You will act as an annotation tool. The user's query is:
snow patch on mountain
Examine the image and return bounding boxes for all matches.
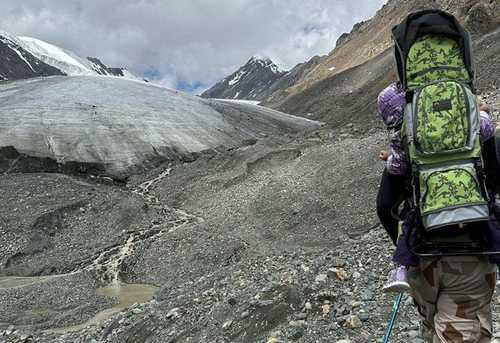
[250,55,285,74]
[11,45,36,72]
[10,35,140,81]
[0,31,23,47]
[0,32,37,72]
[18,36,94,76]
[121,69,141,80]
[201,55,287,101]
[228,70,247,86]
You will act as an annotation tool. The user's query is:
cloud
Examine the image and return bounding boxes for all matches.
[2,0,386,93]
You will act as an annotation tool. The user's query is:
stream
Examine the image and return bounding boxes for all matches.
[1,167,203,335]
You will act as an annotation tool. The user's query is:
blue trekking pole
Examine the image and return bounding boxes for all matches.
[382,293,403,343]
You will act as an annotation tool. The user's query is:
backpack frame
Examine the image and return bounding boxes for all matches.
[392,10,500,257]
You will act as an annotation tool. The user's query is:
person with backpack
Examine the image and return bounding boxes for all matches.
[376,82,500,293]
[380,10,500,341]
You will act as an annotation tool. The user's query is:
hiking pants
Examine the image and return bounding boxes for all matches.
[407,256,496,342]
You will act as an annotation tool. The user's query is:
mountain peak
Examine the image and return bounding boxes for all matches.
[201,56,287,100]
[248,54,272,64]
[0,31,141,82]
[247,55,285,74]
[0,31,65,81]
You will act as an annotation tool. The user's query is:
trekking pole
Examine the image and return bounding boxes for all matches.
[382,293,403,343]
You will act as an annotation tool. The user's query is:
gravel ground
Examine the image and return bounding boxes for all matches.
[3,223,499,342]
[1,114,500,342]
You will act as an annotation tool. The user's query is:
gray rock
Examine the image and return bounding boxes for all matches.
[289,320,306,328]
[289,327,304,340]
[132,308,143,315]
[295,312,308,320]
[358,312,370,322]
[166,308,181,319]
[315,274,328,283]
[344,315,362,329]
[222,320,233,330]
[361,289,374,301]
[256,300,275,307]
[407,330,420,338]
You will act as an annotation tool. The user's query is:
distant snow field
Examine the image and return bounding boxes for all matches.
[4,34,140,81]
[18,36,92,75]
[213,98,261,106]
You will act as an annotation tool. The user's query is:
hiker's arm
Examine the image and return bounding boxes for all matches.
[377,169,406,246]
[482,136,500,195]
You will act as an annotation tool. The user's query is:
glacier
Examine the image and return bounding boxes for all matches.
[0,76,321,178]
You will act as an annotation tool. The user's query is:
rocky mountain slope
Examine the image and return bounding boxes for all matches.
[0,32,139,81]
[201,56,286,101]
[267,0,500,113]
[205,0,499,126]
[272,26,500,128]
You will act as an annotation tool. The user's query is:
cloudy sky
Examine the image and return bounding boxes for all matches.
[2,0,386,94]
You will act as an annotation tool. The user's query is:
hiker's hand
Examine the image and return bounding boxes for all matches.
[379,150,389,161]
[480,103,491,114]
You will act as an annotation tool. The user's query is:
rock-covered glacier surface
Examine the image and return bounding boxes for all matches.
[0,76,321,177]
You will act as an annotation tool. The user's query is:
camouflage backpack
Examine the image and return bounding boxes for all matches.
[393,10,489,252]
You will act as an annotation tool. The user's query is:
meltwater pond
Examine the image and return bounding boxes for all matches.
[47,281,159,334]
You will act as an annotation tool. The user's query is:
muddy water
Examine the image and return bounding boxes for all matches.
[47,282,158,334]
[5,170,194,335]
[97,282,158,310]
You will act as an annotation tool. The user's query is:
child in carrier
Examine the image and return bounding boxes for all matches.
[377,82,500,293]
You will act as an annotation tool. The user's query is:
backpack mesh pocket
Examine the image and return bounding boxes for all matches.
[419,166,485,215]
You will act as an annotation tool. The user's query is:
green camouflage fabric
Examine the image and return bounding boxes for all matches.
[407,35,471,90]
[415,82,468,154]
[408,256,495,342]
[420,167,484,214]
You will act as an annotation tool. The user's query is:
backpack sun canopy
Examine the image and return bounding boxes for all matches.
[392,9,475,91]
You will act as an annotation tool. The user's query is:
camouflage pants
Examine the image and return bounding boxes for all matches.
[407,256,496,342]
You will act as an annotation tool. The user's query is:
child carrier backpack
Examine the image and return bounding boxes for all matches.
[392,10,492,255]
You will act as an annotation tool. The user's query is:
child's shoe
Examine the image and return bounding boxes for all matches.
[382,265,411,293]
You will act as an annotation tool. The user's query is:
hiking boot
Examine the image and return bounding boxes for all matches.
[382,265,410,293]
